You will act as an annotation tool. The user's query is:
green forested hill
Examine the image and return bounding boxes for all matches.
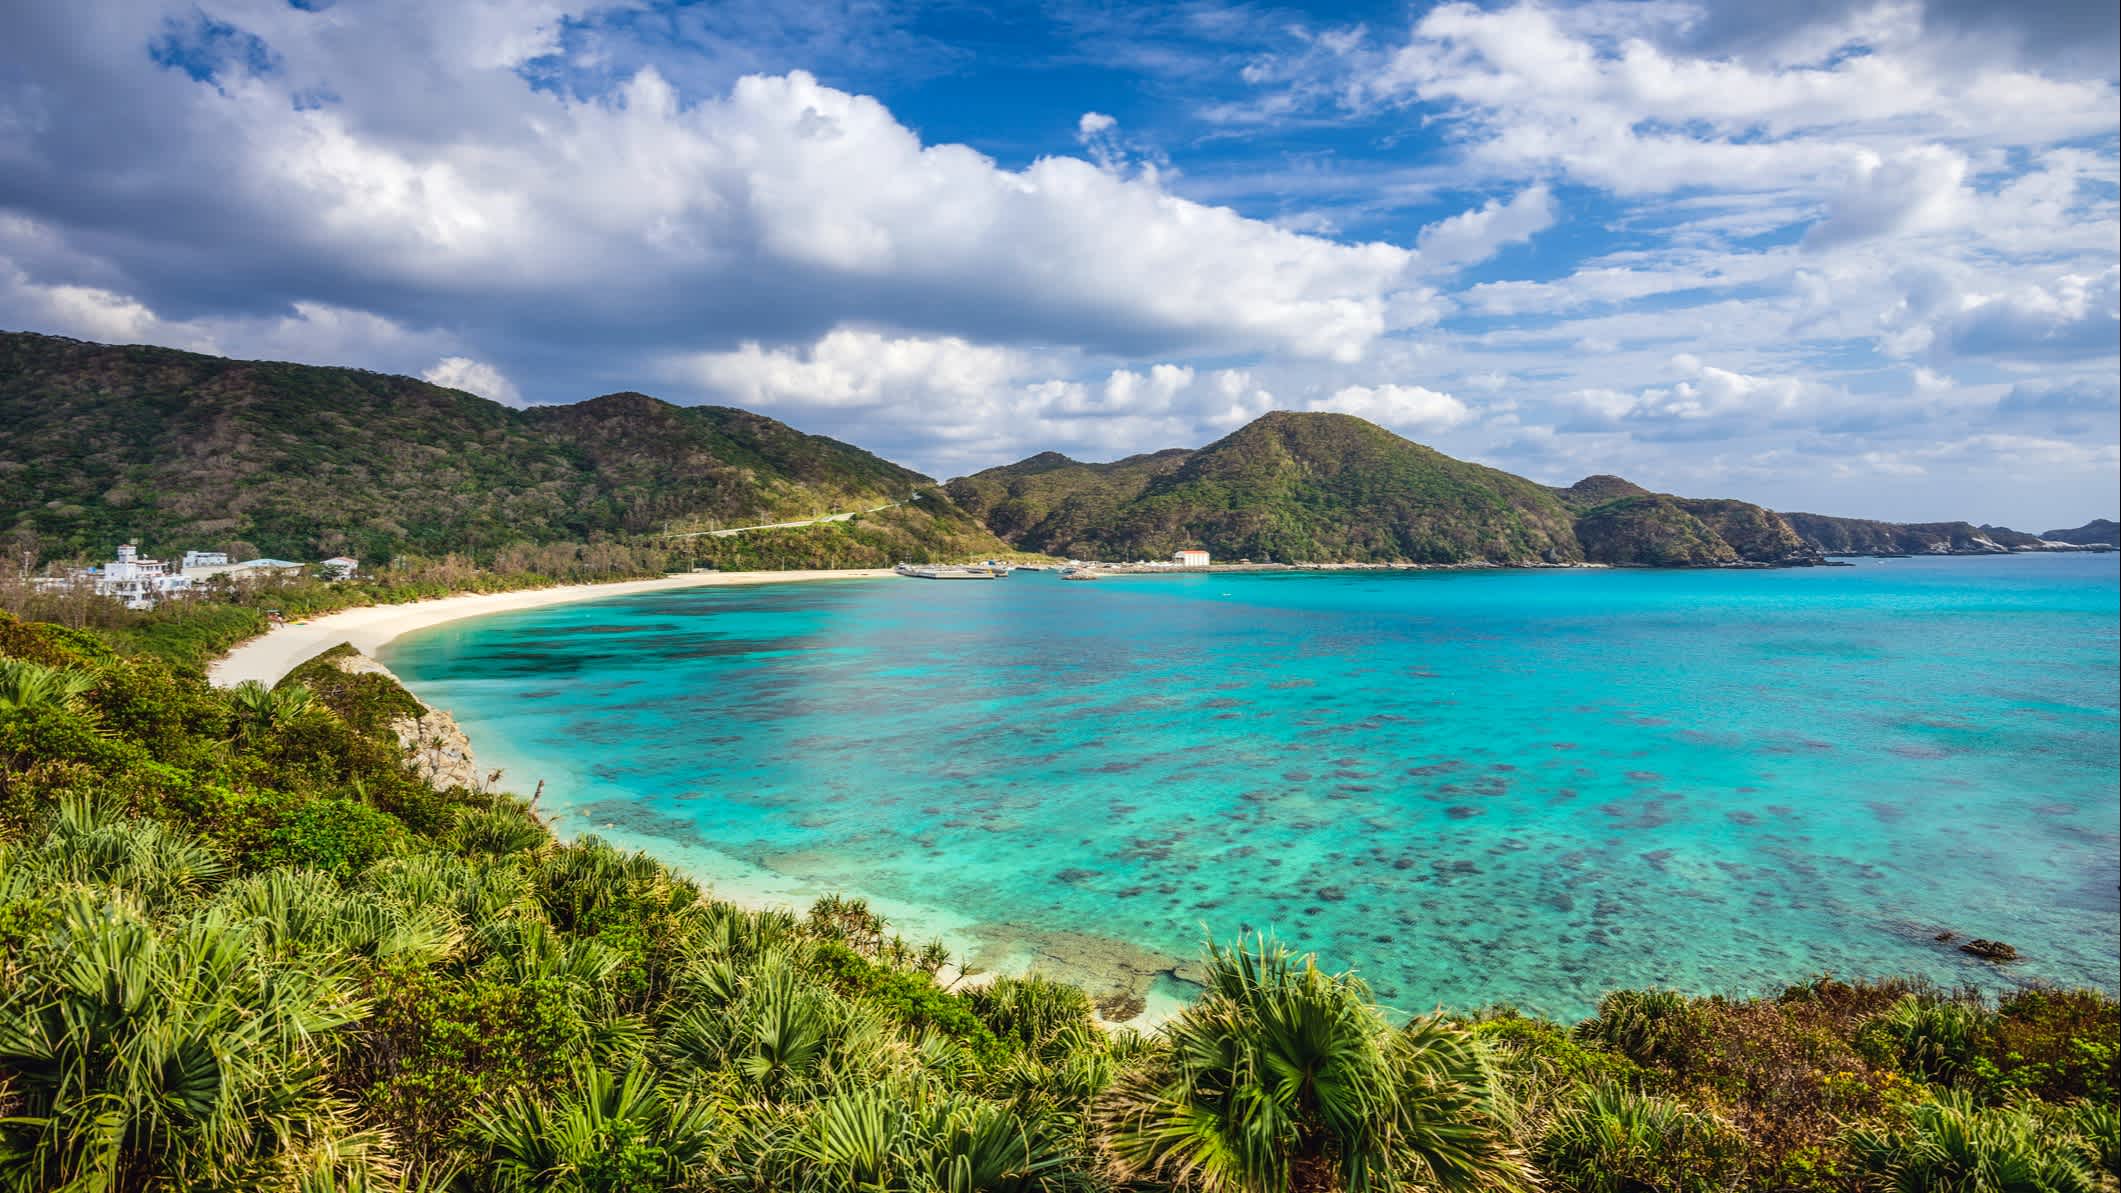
[7,331,2100,571]
[943,449,1192,552]
[1572,495,1741,566]
[1780,513,2041,555]
[2045,518,2120,546]
[950,413,2102,567]
[0,332,945,563]
[950,412,1585,564]
[1549,474,1653,510]
[947,415,1811,567]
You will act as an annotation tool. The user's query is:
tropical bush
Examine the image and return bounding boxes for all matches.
[1098,935,1532,1191]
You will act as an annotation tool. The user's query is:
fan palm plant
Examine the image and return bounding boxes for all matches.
[1859,995,1989,1085]
[0,658,96,715]
[18,794,227,910]
[1845,1090,2104,1192]
[1574,988,1700,1069]
[227,678,323,747]
[219,867,462,969]
[0,893,372,1190]
[470,1059,720,1192]
[451,804,549,857]
[1100,934,1532,1193]
[1534,1081,1741,1193]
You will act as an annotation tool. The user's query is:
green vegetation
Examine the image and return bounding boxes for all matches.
[950,412,1584,565]
[0,331,1010,567]
[1572,496,1741,567]
[1548,475,1653,510]
[1780,513,2037,556]
[8,330,2098,574]
[945,450,1195,556]
[1,551,675,674]
[948,416,1832,567]
[0,607,2114,1190]
[681,491,1046,572]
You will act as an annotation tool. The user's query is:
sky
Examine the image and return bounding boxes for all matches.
[1,0,2115,527]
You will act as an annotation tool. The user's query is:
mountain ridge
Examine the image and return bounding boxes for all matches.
[950,420,2111,567]
[0,330,1012,566]
[3,330,2108,570]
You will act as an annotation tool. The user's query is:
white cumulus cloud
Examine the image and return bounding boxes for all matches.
[423,356,525,406]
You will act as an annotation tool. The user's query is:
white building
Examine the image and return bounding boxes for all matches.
[1173,549,1211,569]
[186,557,308,583]
[89,544,194,609]
[181,550,230,571]
[319,556,359,578]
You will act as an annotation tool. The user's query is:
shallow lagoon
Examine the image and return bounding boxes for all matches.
[384,554,2120,1018]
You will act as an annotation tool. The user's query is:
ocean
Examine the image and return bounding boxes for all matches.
[381,554,2120,1019]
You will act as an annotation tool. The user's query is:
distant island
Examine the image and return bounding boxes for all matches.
[3,330,2113,573]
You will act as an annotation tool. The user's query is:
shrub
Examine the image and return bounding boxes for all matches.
[1536,1082,1745,1193]
[1975,988,2121,1104]
[1845,1092,2106,1192]
[263,796,410,874]
[1858,995,1989,1085]
[1577,988,1702,1068]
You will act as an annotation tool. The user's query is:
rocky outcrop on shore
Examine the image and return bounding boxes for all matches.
[326,649,483,792]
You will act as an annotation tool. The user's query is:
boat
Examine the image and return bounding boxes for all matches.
[894,563,1005,580]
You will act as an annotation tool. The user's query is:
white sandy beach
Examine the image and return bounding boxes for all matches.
[206,568,896,688]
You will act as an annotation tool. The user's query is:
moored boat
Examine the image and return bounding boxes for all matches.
[895,563,1005,579]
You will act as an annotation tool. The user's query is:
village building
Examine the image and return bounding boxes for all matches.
[185,557,309,583]
[85,544,194,609]
[319,556,359,578]
[181,550,230,572]
[1173,549,1211,569]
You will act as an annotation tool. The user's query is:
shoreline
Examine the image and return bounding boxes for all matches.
[206,567,897,689]
[204,566,1177,1021]
[448,719,1187,1026]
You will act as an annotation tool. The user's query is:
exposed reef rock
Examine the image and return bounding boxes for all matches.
[1958,938,2021,963]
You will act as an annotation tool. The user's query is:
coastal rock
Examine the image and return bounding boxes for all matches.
[972,925,1189,1026]
[329,650,483,792]
[1958,938,2019,963]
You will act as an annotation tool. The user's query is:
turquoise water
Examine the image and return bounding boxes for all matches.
[382,556,2120,1018]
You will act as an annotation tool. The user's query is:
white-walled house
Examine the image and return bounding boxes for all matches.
[186,558,307,583]
[181,550,230,572]
[87,544,194,609]
[1173,549,1211,569]
[319,556,359,578]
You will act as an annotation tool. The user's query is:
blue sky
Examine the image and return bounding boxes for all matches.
[1,0,2115,526]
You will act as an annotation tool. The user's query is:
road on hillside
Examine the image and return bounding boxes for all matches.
[661,494,919,540]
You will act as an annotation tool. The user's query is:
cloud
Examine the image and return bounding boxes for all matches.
[1415,185,1555,271]
[1310,383,1473,433]
[1,9,1421,366]
[1553,355,1837,440]
[0,250,456,369]
[423,356,524,406]
[1805,146,1972,248]
[669,326,1283,473]
[675,329,1028,412]
[1931,267,2121,362]
[1993,375,2120,420]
